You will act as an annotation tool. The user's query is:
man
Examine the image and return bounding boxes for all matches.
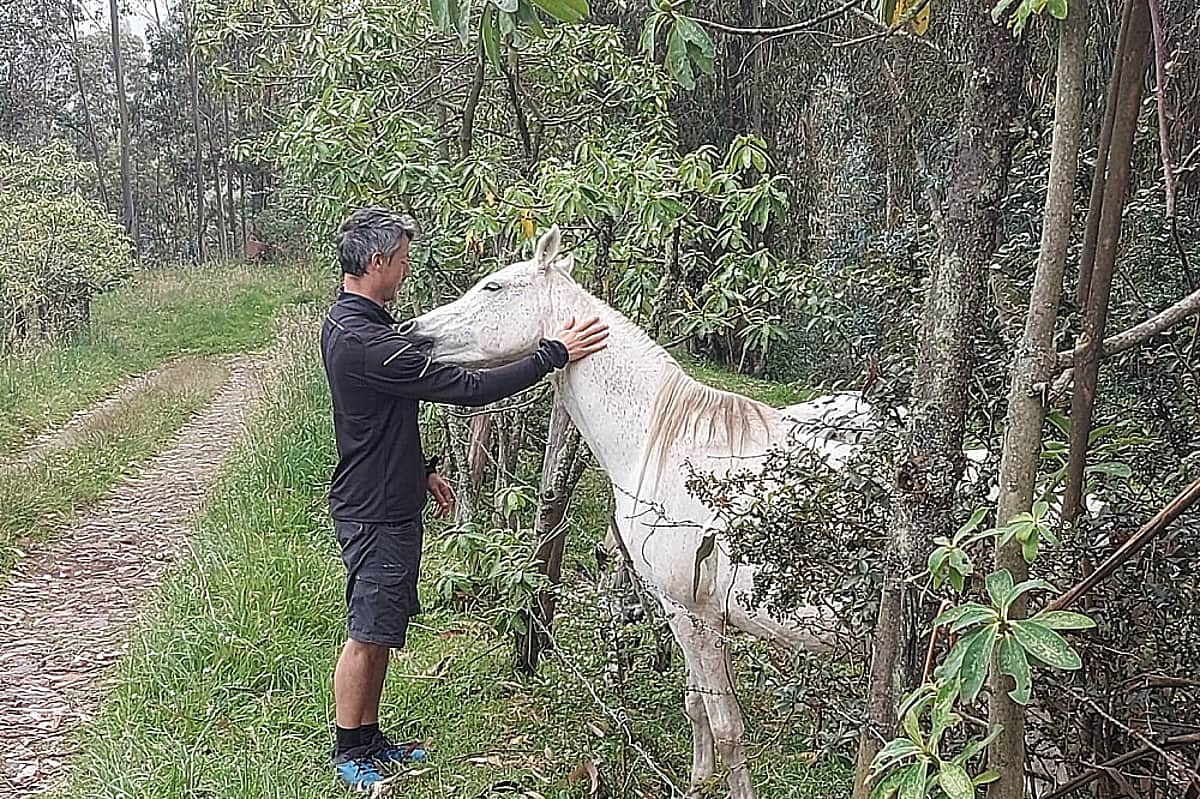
[319,207,608,791]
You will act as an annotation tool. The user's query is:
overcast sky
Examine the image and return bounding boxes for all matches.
[80,0,173,48]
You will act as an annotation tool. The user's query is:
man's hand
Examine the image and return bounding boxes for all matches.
[428,473,454,518]
[552,316,610,362]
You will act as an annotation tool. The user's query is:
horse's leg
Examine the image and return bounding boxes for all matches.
[667,613,716,794]
[687,615,756,799]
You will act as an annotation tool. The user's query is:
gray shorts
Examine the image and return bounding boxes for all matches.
[334,519,424,648]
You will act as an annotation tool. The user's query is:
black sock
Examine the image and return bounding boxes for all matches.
[335,725,362,756]
[360,722,380,744]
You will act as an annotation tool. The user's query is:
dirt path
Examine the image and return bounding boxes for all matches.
[0,366,167,470]
[0,351,279,796]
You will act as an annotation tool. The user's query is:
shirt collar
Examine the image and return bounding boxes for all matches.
[336,290,396,326]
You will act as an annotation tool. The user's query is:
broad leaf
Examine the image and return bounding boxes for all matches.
[516,2,547,36]
[665,23,695,89]
[986,569,1014,608]
[953,725,1003,766]
[898,761,928,799]
[961,623,998,703]
[1031,610,1095,630]
[997,634,1031,704]
[492,0,519,12]
[1010,620,1083,670]
[430,0,452,31]
[869,768,907,799]
[933,602,991,629]
[480,5,501,65]
[869,738,922,775]
[1002,578,1057,610]
[938,762,975,799]
[529,0,588,23]
[954,507,988,541]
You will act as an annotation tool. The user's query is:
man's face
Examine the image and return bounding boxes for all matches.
[370,237,411,303]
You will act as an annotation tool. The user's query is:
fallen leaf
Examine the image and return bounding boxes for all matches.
[467,754,506,768]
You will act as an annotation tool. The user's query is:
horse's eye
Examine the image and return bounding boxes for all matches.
[482,282,502,292]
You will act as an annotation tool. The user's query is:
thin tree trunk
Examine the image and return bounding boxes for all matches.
[515,398,585,673]
[460,49,485,159]
[68,6,109,211]
[223,98,237,256]
[108,0,135,246]
[184,0,206,262]
[1062,0,1151,522]
[207,108,229,259]
[852,11,1025,797]
[986,0,1090,793]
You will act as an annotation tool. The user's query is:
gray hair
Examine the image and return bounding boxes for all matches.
[335,207,421,276]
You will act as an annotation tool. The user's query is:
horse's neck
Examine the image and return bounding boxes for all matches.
[554,301,669,492]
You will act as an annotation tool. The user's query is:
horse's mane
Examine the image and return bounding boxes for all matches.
[574,296,774,496]
[639,363,775,494]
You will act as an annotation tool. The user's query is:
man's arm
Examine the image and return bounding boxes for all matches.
[359,334,569,407]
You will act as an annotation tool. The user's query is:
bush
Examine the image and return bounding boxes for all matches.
[0,143,131,346]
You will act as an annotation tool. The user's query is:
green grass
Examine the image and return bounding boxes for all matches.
[0,358,229,575]
[0,262,326,455]
[57,334,851,799]
[671,348,816,407]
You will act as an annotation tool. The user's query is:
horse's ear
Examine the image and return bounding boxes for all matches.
[556,253,575,276]
[535,224,560,270]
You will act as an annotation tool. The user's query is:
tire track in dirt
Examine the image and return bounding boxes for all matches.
[0,346,285,796]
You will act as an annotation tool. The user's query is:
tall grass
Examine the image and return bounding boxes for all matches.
[57,331,851,798]
[0,262,327,455]
[0,358,228,575]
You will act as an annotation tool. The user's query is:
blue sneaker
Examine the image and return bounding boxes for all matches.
[366,731,428,768]
[333,751,385,792]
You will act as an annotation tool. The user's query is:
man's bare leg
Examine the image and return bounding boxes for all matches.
[334,639,389,729]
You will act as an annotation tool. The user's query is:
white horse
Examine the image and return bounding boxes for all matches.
[408,227,874,798]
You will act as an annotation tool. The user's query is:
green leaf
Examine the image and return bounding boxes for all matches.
[954,507,988,541]
[665,22,695,89]
[1022,535,1039,564]
[953,725,1003,766]
[930,678,960,748]
[935,628,978,682]
[902,705,923,745]
[516,2,547,36]
[949,569,965,592]
[480,5,501,65]
[492,0,518,12]
[938,762,975,799]
[691,532,716,601]
[973,769,1001,785]
[674,16,715,74]
[1010,620,1083,670]
[898,761,928,799]
[961,624,998,703]
[1031,500,1049,519]
[869,768,907,799]
[870,738,923,775]
[928,547,951,580]
[986,570,1014,608]
[1087,461,1131,477]
[430,0,452,30]
[1031,610,1096,630]
[639,13,663,57]
[1003,579,1057,610]
[933,602,992,629]
[997,634,1032,704]
[528,0,588,22]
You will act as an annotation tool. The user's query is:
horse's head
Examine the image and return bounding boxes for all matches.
[405,225,576,368]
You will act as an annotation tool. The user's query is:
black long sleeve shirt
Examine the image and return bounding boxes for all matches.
[320,291,568,522]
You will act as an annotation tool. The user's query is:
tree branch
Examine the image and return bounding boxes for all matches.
[692,0,863,36]
[1054,284,1200,370]
[1040,735,1200,799]
[1046,475,1200,613]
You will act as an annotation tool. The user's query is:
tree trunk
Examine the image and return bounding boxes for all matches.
[68,8,109,212]
[851,11,1026,797]
[1062,0,1151,523]
[515,398,586,673]
[449,413,477,526]
[207,108,229,259]
[184,0,206,263]
[223,98,237,256]
[986,0,1090,794]
[108,0,135,247]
